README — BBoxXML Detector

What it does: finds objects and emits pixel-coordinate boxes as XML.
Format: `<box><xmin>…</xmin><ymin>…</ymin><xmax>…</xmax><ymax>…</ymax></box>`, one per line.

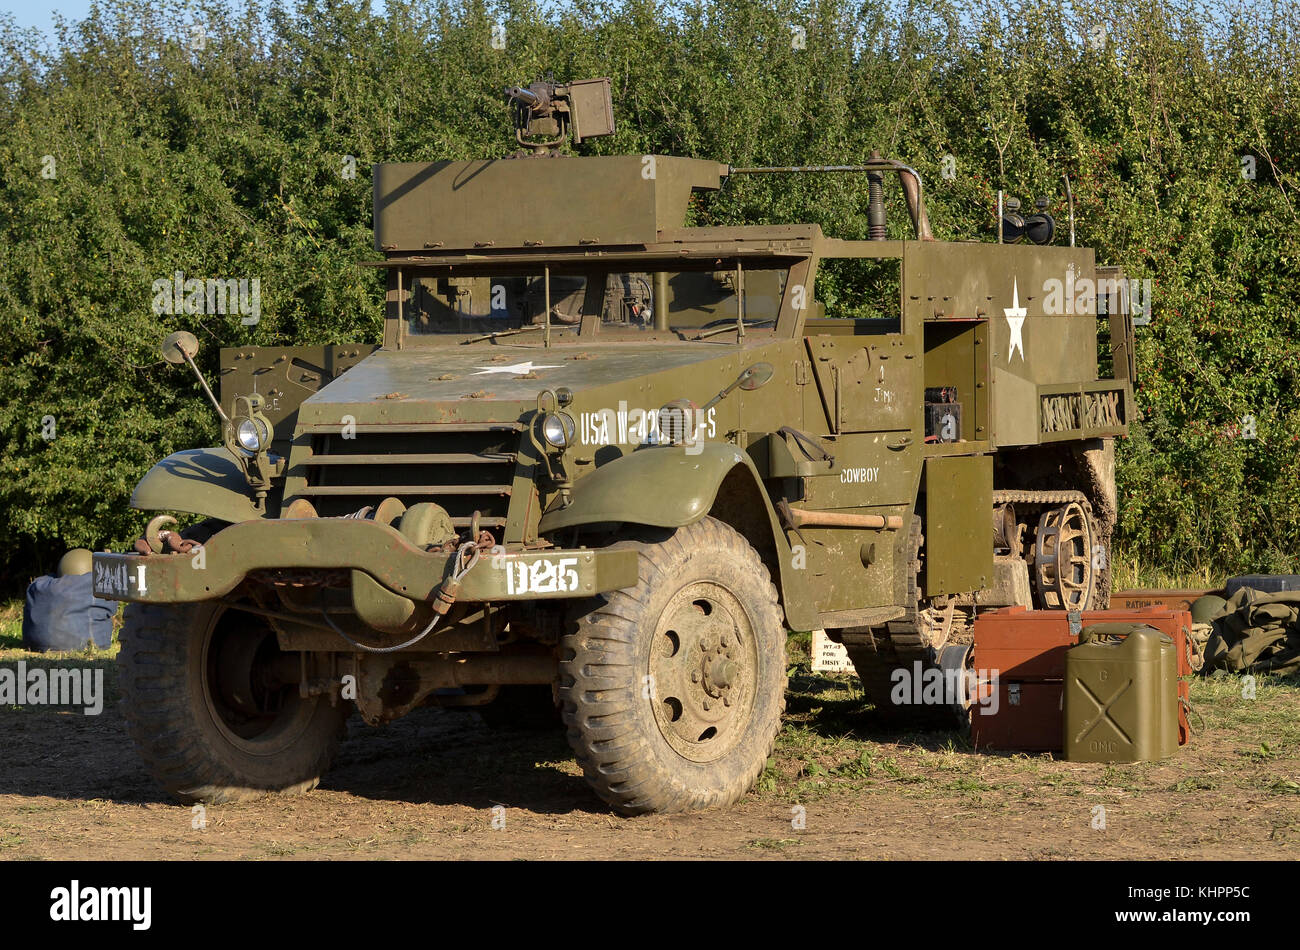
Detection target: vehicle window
<box><xmin>665</xmin><ymin>268</ymin><xmax>787</xmax><ymax>331</ymax></box>
<box><xmin>403</xmin><ymin>267</ymin><xmax>790</xmax><ymax>337</ymax></box>
<box><xmin>816</xmin><ymin>258</ymin><xmax>901</xmax><ymax>326</ymax></box>
<box><xmin>406</xmin><ymin>274</ymin><xmax>587</xmax><ymax>335</ymax></box>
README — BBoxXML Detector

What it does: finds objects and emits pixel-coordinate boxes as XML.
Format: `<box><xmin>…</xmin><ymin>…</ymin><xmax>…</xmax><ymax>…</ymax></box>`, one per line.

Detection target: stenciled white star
<box><xmin>471</xmin><ymin>361</ymin><xmax>562</xmax><ymax>376</ymax></box>
<box><xmin>1004</xmin><ymin>278</ymin><xmax>1027</xmax><ymax>362</ymax></box>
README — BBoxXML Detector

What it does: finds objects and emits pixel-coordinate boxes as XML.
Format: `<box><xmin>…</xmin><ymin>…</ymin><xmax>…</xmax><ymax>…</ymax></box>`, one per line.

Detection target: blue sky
<box><xmin>1</xmin><ymin>1</ymin><xmax>96</xmax><ymax>34</ymax></box>
<box><xmin>0</xmin><ymin>1</ymin><xmax>392</xmax><ymax>37</ymax></box>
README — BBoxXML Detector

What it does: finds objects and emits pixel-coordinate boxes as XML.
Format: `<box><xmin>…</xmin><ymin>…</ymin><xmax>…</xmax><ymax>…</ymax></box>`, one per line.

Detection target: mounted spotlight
<box><xmin>1000</xmin><ymin>197</ymin><xmax>1026</xmax><ymax>243</ymax></box>
<box><xmin>1024</xmin><ymin>197</ymin><xmax>1057</xmax><ymax>245</ymax></box>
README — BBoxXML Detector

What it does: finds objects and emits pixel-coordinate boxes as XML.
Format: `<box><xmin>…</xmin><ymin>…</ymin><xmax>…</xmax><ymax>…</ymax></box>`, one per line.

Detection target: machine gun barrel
<box><xmin>504</xmin><ymin>85</ymin><xmax>543</xmax><ymax>108</ymax></box>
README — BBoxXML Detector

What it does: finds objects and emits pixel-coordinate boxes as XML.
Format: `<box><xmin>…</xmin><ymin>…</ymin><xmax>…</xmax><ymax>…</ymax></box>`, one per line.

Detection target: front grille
<box><xmin>299</xmin><ymin>423</ymin><xmax>523</xmax><ymax>529</ymax></box>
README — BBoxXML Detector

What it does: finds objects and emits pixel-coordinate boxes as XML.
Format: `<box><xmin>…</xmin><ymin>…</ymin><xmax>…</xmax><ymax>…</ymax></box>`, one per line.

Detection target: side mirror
<box><xmin>737</xmin><ymin>361</ymin><xmax>774</xmax><ymax>391</ymax></box>
<box><xmin>160</xmin><ymin>330</ymin><xmax>228</xmax><ymax>423</ymax></box>
<box><xmin>700</xmin><ymin>361</ymin><xmax>776</xmax><ymax>412</ymax></box>
<box><xmin>161</xmin><ymin>330</ymin><xmax>200</xmax><ymax>365</ymax></box>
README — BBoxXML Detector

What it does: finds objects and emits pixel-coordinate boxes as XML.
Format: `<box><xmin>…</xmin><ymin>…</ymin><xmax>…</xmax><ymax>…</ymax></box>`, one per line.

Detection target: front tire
<box><xmin>559</xmin><ymin>517</ymin><xmax>787</xmax><ymax>814</ymax></box>
<box><xmin>118</xmin><ymin>601</ymin><xmax>348</xmax><ymax>804</ymax></box>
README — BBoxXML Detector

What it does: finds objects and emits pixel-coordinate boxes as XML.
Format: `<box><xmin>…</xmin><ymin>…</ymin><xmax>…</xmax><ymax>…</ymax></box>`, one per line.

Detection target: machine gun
<box><xmin>504</xmin><ymin>77</ymin><xmax>615</xmax><ymax>153</ymax></box>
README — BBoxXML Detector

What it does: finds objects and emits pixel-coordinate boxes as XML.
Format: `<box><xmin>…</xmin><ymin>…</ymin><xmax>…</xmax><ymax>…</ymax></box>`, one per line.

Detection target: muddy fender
<box><xmin>131</xmin><ymin>447</ymin><xmax>264</xmax><ymax>524</ymax></box>
<box><xmin>539</xmin><ymin>443</ymin><xmax>817</xmax><ymax>632</ymax></box>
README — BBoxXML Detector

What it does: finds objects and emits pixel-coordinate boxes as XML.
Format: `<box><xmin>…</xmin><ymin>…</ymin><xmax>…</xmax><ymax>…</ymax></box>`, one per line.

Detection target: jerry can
<box><xmin>1064</xmin><ymin>624</ymin><xmax>1177</xmax><ymax>762</ymax></box>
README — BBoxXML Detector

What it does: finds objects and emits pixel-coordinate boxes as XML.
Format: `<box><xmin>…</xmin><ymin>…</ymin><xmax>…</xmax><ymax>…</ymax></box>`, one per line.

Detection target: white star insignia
<box><xmin>471</xmin><ymin>361</ymin><xmax>561</xmax><ymax>376</ymax></box>
<box><xmin>1004</xmin><ymin>279</ymin><xmax>1027</xmax><ymax>362</ymax></box>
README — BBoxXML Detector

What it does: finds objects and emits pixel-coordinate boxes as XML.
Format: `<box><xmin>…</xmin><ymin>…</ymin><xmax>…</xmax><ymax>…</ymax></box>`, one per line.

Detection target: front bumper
<box><xmin>92</xmin><ymin>518</ymin><xmax>638</xmax><ymax>604</ymax></box>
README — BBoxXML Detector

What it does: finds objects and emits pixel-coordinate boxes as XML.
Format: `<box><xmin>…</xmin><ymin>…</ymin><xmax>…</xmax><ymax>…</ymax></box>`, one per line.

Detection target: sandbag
<box><xmin>21</xmin><ymin>573</ymin><xmax>116</xmax><ymax>652</ymax></box>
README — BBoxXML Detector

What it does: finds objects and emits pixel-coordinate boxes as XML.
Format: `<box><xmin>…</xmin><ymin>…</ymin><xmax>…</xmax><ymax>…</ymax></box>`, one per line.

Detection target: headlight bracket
<box><xmin>223</xmin><ymin>393</ymin><xmax>282</xmax><ymax>505</ymax></box>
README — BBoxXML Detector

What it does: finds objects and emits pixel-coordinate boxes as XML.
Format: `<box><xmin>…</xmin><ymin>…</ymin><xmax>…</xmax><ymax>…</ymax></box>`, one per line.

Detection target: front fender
<box><xmin>539</xmin><ymin>443</ymin><xmax>749</xmax><ymax>532</ymax></box>
<box><xmin>539</xmin><ymin>443</ymin><xmax>817</xmax><ymax>632</ymax></box>
<box><xmin>130</xmin><ymin>447</ymin><xmax>264</xmax><ymax>524</ymax></box>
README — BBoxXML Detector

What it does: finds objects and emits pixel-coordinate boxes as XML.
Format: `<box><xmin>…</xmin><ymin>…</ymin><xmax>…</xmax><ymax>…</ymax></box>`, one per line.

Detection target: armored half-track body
<box><xmin>94</xmin><ymin>78</ymin><xmax>1133</xmax><ymax>813</ymax></box>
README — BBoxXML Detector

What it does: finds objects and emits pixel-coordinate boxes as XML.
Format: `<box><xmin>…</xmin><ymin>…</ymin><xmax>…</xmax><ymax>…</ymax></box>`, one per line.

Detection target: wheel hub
<box><xmin>204</xmin><ymin>613</ymin><xmax>299</xmax><ymax>742</ymax></box>
<box><xmin>649</xmin><ymin>583</ymin><xmax>757</xmax><ymax>762</ymax></box>
<box><xmin>704</xmin><ymin>656</ymin><xmax>738</xmax><ymax>694</ymax></box>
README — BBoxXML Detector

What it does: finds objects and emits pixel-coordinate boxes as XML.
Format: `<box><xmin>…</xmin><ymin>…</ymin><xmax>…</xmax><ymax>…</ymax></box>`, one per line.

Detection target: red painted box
<box><xmin>971</xmin><ymin>605</ymin><xmax>1194</xmax><ymax>751</ymax></box>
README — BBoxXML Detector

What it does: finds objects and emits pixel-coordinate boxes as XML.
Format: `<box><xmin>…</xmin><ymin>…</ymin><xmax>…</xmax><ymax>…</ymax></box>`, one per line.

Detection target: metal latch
<box><xmin>1008</xmin><ymin>682</ymin><xmax>1021</xmax><ymax>706</ymax></box>
<box><xmin>1068</xmin><ymin>610</ymin><xmax>1082</xmax><ymax>636</ymax></box>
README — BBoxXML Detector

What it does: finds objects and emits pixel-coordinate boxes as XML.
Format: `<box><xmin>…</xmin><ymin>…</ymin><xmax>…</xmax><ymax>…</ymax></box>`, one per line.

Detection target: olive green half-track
<box><xmin>96</xmin><ymin>77</ymin><xmax>1132</xmax><ymax>812</ymax></box>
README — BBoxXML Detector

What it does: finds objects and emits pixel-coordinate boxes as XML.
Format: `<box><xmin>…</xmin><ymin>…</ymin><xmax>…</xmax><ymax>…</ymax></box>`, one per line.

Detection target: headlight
<box><xmin>657</xmin><ymin>398</ymin><xmax>698</xmax><ymax>444</ymax></box>
<box><xmin>540</xmin><ymin>412</ymin><xmax>574</xmax><ymax>449</ymax></box>
<box><xmin>235</xmin><ymin>417</ymin><xmax>270</xmax><ymax>454</ymax></box>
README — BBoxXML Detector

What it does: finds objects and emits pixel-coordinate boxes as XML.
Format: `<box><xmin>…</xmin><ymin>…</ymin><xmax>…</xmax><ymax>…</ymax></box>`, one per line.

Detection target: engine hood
<box><xmin>295</xmin><ymin>343</ymin><xmax>743</xmax><ymax>427</ymax></box>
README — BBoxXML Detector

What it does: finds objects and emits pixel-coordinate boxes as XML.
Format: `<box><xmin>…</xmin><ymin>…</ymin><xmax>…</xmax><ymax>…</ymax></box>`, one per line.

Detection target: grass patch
<box><xmin>0</xmin><ymin>597</ymin><xmax>121</xmax><ymax>661</ymax></box>
<box><xmin>1193</xmin><ymin>670</ymin><xmax>1300</xmax><ymax>753</ymax></box>
<box><xmin>0</xmin><ymin>602</ymin><xmax>121</xmax><ymax>714</ymax></box>
<box><xmin>0</xmin><ymin>600</ymin><xmax>23</xmax><ymax>650</ymax></box>
<box><xmin>1108</xmin><ymin>556</ymin><xmax>1220</xmax><ymax>592</ymax></box>
<box><xmin>763</xmin><ymin>636</ymin><xmax>1300</xmax><ymax>813</ymax></box>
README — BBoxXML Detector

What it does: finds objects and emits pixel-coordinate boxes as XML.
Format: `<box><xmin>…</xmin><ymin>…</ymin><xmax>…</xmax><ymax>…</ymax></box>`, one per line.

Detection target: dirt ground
<box><xmin>2</xmin><ymin>640</ymin><xmax>1297</xmax><ymax>861</ymax></box>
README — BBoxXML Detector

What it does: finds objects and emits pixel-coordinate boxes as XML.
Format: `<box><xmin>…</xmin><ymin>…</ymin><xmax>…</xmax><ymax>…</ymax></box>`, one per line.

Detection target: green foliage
<box><xmin>0</xmin><ymin>0</ymin><xmax>1296</xmax><ymax>585</ymax></box>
